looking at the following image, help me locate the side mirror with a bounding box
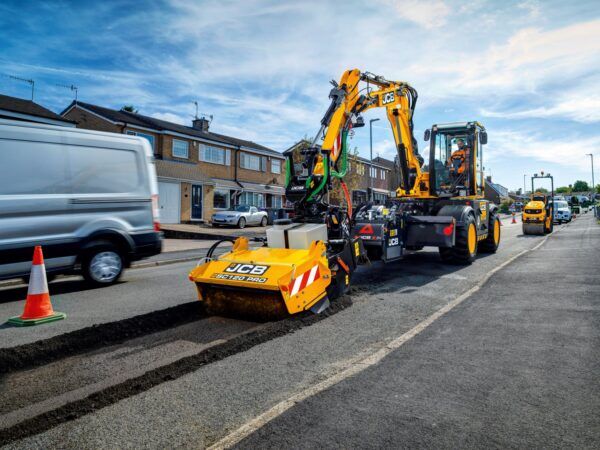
[480,131,488,145]
[424,129,431,141]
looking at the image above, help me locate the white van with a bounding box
[0,119,162,286]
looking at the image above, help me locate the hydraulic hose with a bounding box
[306,155,329,202]
[331,129,349,179]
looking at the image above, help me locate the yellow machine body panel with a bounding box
[189,238,332,318]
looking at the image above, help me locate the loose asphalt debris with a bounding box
[0,295,352,446]
[0,301,207,375]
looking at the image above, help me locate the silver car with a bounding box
[211,205,268,228]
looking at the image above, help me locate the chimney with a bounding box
[192,117,210,132]
[486,175,492,182]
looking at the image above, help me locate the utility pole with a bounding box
[369,118,380,201]
[586,153,595,195]
[523,174,527,196]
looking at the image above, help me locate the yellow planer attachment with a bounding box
[188,237,332,321]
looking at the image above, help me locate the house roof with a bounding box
[485,179,509,198]
[62,100,280,157]
[0,94,74,125]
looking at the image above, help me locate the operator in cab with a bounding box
[448,138,469,176]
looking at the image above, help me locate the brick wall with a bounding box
[63,107,121,133]
[237,151,285,185]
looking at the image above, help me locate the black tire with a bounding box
[479,210,501,253]
[260,216,268,227]
[81,241,124,287]
[238,217,246,229]
[212,223,220,228]
[439,214,478,264]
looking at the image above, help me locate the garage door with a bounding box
[158,181,181,224]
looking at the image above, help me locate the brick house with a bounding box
[351,155,396,204]
[284,140,396,205]
[0,93,75,127]
[61,101,285,223]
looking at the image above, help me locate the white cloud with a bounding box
[486,130,600,171]
[150,112,187,125]
[386,0,451,29]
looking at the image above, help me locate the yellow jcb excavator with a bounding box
[189,69,500,320]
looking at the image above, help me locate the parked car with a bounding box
[0,119,162,286]
[553,200,572,223]
[211,205,268,228]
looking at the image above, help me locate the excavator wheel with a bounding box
[479,210,501,253]
[439,214,478,265]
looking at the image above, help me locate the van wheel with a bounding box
[260,216,268,227]
[82,242,124,286]
[238,217,246,229]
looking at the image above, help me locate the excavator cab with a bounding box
[424,122,487,198]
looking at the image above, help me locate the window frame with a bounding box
[126,130,155,152]
[213,188,231,210]
[200,144,230,166]
[172,138,189,159]
[240,152,266,172]
[271,158,282,174]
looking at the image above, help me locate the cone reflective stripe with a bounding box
[8,246,65,326]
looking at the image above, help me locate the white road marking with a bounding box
[208,234,555,450]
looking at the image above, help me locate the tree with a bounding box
[596,184,600,194]
[572,180,589,192]
[534,187,548,194]
[121,105,138,113]
[556,186,570,194]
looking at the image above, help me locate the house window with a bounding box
[352,190,367,204]
[370,167,377,178]
[126,130,155,151]
[238,191,264,207]
[200,144,230,165]
[356,164,365,176]
[373,192,387,204]
[172,139,189,158]
[213,189,230,209]
[240,152,266,171]
[271,159,282,174]
[381,170,386,180]
[271,195,282,208]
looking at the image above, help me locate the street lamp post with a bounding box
[586,153,595,195]
[369,118,380,201]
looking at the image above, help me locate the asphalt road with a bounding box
[3,210,576,448]
[235,214,600,448]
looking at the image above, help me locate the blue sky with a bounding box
[1,0,598,191]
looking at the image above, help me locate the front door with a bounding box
[191,185,203,220]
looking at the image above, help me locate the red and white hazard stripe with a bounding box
[289,265,320,297]
[331,133,341,160]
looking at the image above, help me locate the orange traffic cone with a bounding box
[511,213,517,224]
[8,246,66,326]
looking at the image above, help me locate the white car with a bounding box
[211,205,268,228]
[553,200,572,223]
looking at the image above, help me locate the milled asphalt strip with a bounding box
[209,231,557,450]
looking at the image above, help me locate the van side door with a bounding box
[0,138,75,277]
